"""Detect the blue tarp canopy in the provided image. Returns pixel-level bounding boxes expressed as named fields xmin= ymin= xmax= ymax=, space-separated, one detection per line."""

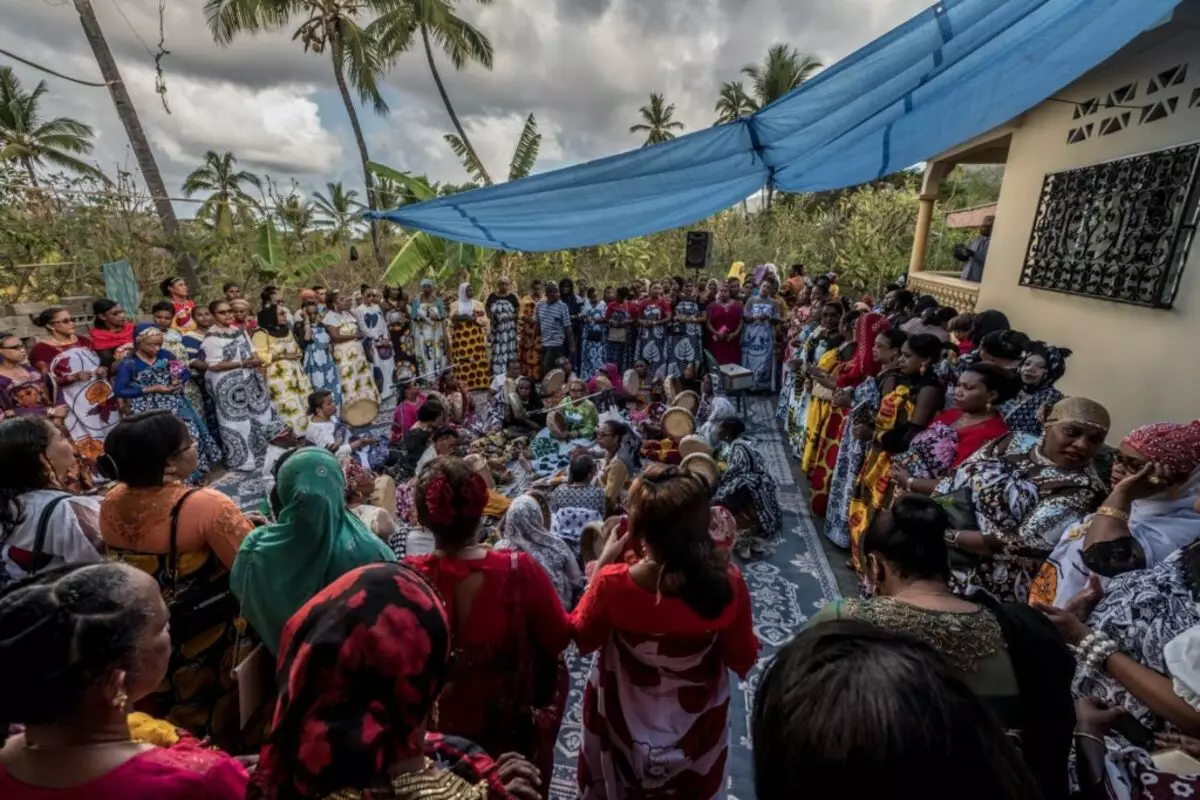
xmin=368 ymin=0 xmax=1182 ymax=252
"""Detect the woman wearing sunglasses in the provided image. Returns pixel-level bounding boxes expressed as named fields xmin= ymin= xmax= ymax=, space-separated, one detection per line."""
xmin=1030 ymin=420 xmax=1200 ymax=607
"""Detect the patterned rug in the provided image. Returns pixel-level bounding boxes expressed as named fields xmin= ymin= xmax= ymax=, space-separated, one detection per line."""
xmin=548 ymin=396 xmax=841 ymax=799
xmin=211 ymin=395 xmax=842 ymax=798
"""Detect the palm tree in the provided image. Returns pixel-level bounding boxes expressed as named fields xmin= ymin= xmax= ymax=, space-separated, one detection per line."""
xmin=741 ymin=44 xmax=822 ymax=109
xmin=72 ymin=0 xmax=200 ymax=291
xmin=206 ymin=0 xmax=395 ymax=268
xmin=630 ymin=93 xmax=684 ymax=147
xmin=713 ymin=80 xmax=755 ymax=124
xmin=313 ymin=181 xmax=363 ymax=244
xmin=742 ymin=45 xmax=822 ymax=208
xmin=181 ymin=150 xmax=263 ymax=236
xmin=0 ymin=67 xmax=105 ymax=186
xmin=371 ymin=0 xmax=496 ymax=185
xmin=276 ymin=193 xmax=317 ymax=250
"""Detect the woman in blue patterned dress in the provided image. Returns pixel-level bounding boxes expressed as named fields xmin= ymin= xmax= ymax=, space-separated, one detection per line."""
xmin=603 ymin=287 xmax=634 ymax=371
xmin=742 ymin=280 xmax=784 ymax=392
xmin=667 ymin=281 xmax=704 ymax=378
xmin=579 ymin=287 xmax=608 ymax=380
xmin=635 ymin=282 xmax=672 ymax=379
xmin=296 ymin=296 xmax=343 ymax=412
xmin=112 ymin=323 xmax=221 ymax=479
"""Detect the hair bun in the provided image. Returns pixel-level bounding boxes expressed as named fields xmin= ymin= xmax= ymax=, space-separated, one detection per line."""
xmin=891 ymin=495 xmax=949 ymax=538
xmin=96 ymin=453 xmax=120 ymax=481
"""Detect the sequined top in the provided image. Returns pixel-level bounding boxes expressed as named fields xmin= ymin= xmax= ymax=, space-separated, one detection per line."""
xmin=811 ymin=596 xmax=1022 ymax=729
xmin=322 ymin=760 xmax=489 ymax=799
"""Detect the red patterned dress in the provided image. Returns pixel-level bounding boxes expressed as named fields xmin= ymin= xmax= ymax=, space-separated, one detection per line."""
xmin=572 ymin=563 xmax=758 ymax=799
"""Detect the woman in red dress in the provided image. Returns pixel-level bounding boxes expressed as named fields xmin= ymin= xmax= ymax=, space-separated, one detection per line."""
xmin=573 ymin=465 xmax=759 ymax=800
xmin=0 ymin=563 xmax=248 ymax=799
xmin=705 ymin=282 xmax=743 ymax=366
xmin=160 ymin=276 xmax=196 ymax=333
xmin=405 ymin=457 xmax=572 ymax=794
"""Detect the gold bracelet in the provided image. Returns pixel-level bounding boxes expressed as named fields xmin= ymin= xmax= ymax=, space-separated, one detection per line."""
xmin=1096 ymin=506 xmax=1131 ymax=522
xmin=1073 ymin=731 xmax=1106 ymax=746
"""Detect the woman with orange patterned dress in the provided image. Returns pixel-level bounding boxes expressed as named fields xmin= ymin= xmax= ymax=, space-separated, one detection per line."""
xmin=800 ymin=307 xmax=854 ymax=475
xmin=806 ymin=312 xmax=891 ymax=519
xmin=847 ymin=333 xmax=945 ymax=571
xmin=519 ymin=279 xmax=544 ymax=381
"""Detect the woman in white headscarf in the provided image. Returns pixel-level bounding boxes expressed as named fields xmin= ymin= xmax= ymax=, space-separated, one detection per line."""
xmin=449 ymin=281 xmax=490 ymax=391
xmin=496 ymin=494 xmax=583 ymax=608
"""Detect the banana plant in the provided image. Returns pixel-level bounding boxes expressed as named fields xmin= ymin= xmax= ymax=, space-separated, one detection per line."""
xmin=368 ymin=161 xmax=494 ymax=285
xmin=250 ymin=217 xmax=338 ymax=285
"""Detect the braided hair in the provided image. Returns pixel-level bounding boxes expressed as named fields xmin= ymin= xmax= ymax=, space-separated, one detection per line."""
xmin=0 ymin=563 xmax=156 ymax=731
xmin=627 ymin=465 xmax=731 ymax=619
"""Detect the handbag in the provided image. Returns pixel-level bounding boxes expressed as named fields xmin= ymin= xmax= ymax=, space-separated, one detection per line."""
xmin=934 ymin=485 xmax=982 ymax=571
xmin=0 ymin=493 xmax=72 ymax=588
xmin=163 ymin=490 xmax=241 ymax=647
xmin=586 ymin=327 xmax=604 ymax=342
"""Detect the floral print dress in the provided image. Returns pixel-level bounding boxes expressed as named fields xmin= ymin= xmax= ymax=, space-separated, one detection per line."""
xmin=252 ymin=329 xmax=313 ymax=437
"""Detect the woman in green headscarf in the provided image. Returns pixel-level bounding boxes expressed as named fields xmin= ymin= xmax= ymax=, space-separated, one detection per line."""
xmin=231 ymin=447 xmax=396 ymax=654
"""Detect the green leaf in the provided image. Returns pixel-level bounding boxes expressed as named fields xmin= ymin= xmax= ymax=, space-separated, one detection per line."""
xmin=383 ymin=232 xmax=440 ymax=285
xmin=283 ymin=251 xmax=338 ymax=286
xmin=254 ymin=218 xmax=283 ymax=269
xmin=367 ymin=162 xmax=436 ymax=202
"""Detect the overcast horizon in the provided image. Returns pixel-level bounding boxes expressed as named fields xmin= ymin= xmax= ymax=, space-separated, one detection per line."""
xmin=1 ymin=0 xmax=934 ymax=217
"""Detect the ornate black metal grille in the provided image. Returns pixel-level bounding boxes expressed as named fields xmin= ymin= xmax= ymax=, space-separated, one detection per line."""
xmin=1019 ymin=142 xmax=1200 ymax=308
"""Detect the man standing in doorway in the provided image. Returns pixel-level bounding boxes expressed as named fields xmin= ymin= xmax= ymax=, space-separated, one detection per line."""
xmin=956 ymin=215 xmax=994 ymax=283
xmin=536 ymin=282 xmax=575 ymax=377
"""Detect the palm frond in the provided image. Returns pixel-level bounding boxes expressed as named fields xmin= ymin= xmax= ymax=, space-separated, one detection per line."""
xmin=508 ymin=113 xmax=540 ymax=181
xmin=384 ymin=231 xmax=442 ymax=285
xmin=337 ymin=18 xmax=389 ymax=114
xmin=204 ymin=0 xmax=295 ymax=45
xmin=444 ymin=133 xmax=490 ymax=185
xmin=368 ymin=161 xmax=437 ymax=203
xmin=431 ymin=11 xmax=494 ymax=70
xmin=38 ymin=150 xmax=109 ymax=182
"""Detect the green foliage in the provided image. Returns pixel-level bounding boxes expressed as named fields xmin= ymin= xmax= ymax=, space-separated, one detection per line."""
xmin=741 ymin=44 xmax=822 ymax=109
xmin=714 ymin=81 xmax=755 ymax=124
xmin=180 ymin=150 xmax=263 ymax=237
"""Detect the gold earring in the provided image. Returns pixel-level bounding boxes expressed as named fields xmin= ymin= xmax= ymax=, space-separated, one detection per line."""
xmin=113 ymin=689 xmax=129 ymax=710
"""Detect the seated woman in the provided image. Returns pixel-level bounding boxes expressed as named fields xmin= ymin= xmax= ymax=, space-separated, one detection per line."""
xmin=939 ymin=397 xmax=1110 ymax=603
xmin=391 ymin=377 xmax=427 ymax=442
xmin=497 ymin=494 xmax=583 ymax=609
xmin=1032 ymin=420 xmax=1200 ymax=607
xmin=574 ymin=465 xmax=758 ymax=800
xmin=890 ymin=362 xmax=1018 ymax=494
xmin=530 ymin=379 xmax=598 ymax=475
xmin=249 ymin=563 xmax=541 ymax=800
xmin=391 ymin=400 xmax=446 ymax=482
xmin=551 ymin=378 xmax=598 ymax=440
xmin=438 ymin=369 xmax=476 ymax=427
xmin=549 ymin=454 xmax=607 ymax=545
xmin=695 ymin=370 xmax=737 ymax=445
xmin=752 ymin=621 xmax=1044 ymax=800
xmin=342 ymin=457 xmax=397 ymax=540
xmin=99 ymin=411 xmax=259 ymax=746
xmin=304 ymin=389 xmax=386 ymax=471
xmin=231 ymin=447 xmax=396 ymax=655
xmin=811 ymin=495 xmax=1074 ymax=799
xmin=1037 ymin=521 xmax=1200 ymax=738
xmin=416 ymin=425 xmax=460 ymax=474
xmin=112 ymin=323 xmax=222 ymax=481
xmin=714 ymin=417 xmax=783 ymax=559
xmin=505 ymin=376 xmax=545 ymax=435
xmin=594 ymin=419 xmax=640 ymax=515
xmin=462 ymin=454 xmax=512 ymax=544
xmin=405 ymin=457 xmax=572 ymax=785
xmin=0 ymin=563 xmax=249 ymax=799
xmin=0 ymin=416 xmax=103 ymax=586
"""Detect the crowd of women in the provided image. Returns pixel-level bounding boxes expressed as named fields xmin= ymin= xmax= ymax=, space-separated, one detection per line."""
xmin=1 ymin=262 xmax=1199 ymax=800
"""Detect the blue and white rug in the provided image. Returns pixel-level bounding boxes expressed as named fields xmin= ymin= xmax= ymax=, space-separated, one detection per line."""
xmin=211 ymin=396 xmax=841 ymax=798
xmin=548 ymin=396 xmax=841 ymax=799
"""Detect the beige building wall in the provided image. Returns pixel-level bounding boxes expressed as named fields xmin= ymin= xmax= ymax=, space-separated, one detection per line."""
xmin=977 ymin=4 xmax=1200 ymax=438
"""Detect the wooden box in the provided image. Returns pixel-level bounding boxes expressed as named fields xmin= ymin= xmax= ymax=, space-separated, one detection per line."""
xmin=718 ymin=363 xmax=754 ymax=392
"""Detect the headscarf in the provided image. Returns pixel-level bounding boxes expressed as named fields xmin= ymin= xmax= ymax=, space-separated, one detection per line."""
xmin=341 ymin=457 xmax=371 ymax=503
xmin=968 ymin=309 xmax=1010 ymax=347
xmin=231 ymin=448 xmax=397 ymax=654
xmin=837 ymin=312 xmax=891 ymax=388
xmin=297 ymin=288 xmax=317 ymax=304
xmin=587 ymin=362 xmax=626 ymax=395
xmin=1124 ymin=421 xmax=1200 ymax=476
xmin=253 ymin=564 xmax=451 ymax=800
xmin=133 ymin=321 xmax=161 ymax=344
xmin=456 ymin=281 xmax=475 ymax=314
xmin=1023 ymin=341 xmax=1070 ymax=391
xmin=498 ymin=495 xmax=581 ymax=606
xmin=1044 ymin=397 xmax=1111 ymax=433
xmin=257 ymin=303 xmax=292 ymax=337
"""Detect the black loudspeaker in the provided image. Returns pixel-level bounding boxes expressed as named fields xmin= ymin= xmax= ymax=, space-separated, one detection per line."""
xmin=684 ymin=231 xmax=711 ymax=270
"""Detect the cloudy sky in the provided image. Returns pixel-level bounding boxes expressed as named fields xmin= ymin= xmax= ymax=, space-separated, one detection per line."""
xmin=1 ymin=0 xmax=932 ymax=216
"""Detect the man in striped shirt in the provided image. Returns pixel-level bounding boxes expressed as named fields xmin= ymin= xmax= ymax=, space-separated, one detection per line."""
xmin=536 ymin=282 xmax=575 ymax=376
